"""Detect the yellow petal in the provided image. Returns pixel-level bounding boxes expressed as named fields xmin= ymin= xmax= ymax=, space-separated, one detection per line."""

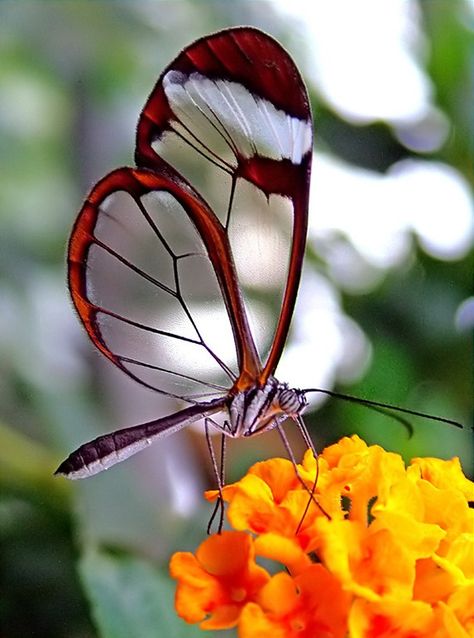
xmin=411 ymin=457 xmax=474 ymax=500
xmin=349 ymin=598 xmax=435 ymax=637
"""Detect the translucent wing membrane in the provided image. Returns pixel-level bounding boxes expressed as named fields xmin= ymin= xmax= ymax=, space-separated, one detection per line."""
xmin=136 ymin=27 xmax=313 ymax=381
xmin=68 ymin=168 xmax=261 ymax=402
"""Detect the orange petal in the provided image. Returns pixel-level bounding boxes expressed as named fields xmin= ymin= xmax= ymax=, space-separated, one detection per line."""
xmin=413 ymin=557 xmax=456 ymax=604
xmin=170 ymin=553 xmax=220 ymax=624
xmin=414 ymin=477 xmax=474 ymax=543
xmin=245 ymin=565 xmax=351 ymax=638
xmin=200 ymin=603 xmax=242 ymax=630
xmin=257 ymin=572 xmax=299 ymax=616
xmin=196 ymin=531 xmax=253 ymax=576
xmin=170 ymin=532 xmax=270 ymax=629
xmin=434 ymin=602 xmax=471 ymax=638
xmin=248 ymin=457 xmax=301 ymax=503
xmin=349 ymin=598 xmax=435 ymax=638
xmin=444 ymin=584 xmax=474 ymax=636
xmin=316 ymin=518 xmax=416 ymax=600
xmin=254 ymin=532 xmax=311 ymax=574
xmin=443 ymin=533 xmax=474 ymax=580
xmin=239 ymin=602 xmax=288 ymax=638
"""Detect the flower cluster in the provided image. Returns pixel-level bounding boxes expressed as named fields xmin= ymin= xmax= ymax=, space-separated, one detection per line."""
xmin=170 ymin=435 xmax=474 ymax=637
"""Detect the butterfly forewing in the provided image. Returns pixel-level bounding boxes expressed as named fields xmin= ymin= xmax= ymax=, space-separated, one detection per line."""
xmin=136 ymin=27 xmax=312 ymax=383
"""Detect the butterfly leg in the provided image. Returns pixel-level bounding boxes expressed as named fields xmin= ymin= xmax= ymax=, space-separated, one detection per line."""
xmin=293 ymin=414 xmax=331 ymax=520
xmin=276 ymin=418 xmax=330 ymax=524
xmin=204 ymin=417 xmax=227 ymax=534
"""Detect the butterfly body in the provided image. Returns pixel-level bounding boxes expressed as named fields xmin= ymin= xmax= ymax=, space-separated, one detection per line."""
xmin=57 ymin=378 xmax=307 ymax=479
xmin=228 ymin=377 xmax=308 ymax=438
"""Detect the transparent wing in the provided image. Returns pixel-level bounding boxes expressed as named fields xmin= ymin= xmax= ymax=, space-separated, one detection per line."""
xmin=68 ymin=166 xmax=261 ymax=402
xmin=136 ymin=27 xmax=313 ymax=383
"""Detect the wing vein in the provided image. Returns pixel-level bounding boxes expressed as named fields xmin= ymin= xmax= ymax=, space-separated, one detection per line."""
xmin=92 ymin=239 xmax=176 ymax=297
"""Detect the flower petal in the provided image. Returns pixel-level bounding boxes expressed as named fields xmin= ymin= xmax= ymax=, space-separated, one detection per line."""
xmin=170 ymin=531 xmax=270 ymax=629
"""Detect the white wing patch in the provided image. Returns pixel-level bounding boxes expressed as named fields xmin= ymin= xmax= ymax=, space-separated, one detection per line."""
xmin=163 ymin=70 xmax=312 ymax=164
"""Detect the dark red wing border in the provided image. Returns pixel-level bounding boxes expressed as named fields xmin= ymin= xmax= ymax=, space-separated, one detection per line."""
xmin=261 ymin=157 xmax=310 ymax=381
xmin=68 ymin=166 xmax=262 ymax=393
xmin=136 ymin=27 xmax=310 ymax=170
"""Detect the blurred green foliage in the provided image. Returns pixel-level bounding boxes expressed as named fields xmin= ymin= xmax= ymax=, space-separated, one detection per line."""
xmin=0 ymin=1 xmax=472 ymax=636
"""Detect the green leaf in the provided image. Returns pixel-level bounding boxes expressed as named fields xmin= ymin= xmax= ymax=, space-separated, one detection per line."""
xmin=79 ymin=549 xmax=225 ymax=638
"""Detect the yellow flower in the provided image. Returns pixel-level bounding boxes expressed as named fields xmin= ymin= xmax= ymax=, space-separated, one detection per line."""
xmin=171 ymin=436 xmax=474 ymax=637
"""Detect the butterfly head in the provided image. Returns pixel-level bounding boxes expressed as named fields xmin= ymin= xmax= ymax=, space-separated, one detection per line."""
xmin=228 ymin=378 xmax=307 ymax=438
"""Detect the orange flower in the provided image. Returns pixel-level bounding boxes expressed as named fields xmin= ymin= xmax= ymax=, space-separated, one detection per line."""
xmin=239 ymin=564 xmax=351 ymax=638
xmin=171 ymin=436 xmax=474 ymax=637
xmin=205 ymin=455 xmax=339 ymax=554
xmin=170 ymin=531 xmax=269 ymax=629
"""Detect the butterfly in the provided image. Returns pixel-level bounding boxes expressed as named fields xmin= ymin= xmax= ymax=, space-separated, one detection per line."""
xmin=55 ymin=26 xmax=460 ymax=482
xmin=55 ymin=26 xmax=315 ymax=480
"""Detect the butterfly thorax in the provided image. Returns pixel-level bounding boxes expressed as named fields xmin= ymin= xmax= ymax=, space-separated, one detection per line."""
xmin=227 ymin=377 xmax=307 ymax=438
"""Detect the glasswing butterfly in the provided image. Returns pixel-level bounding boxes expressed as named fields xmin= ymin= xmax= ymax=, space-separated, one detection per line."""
xmin=55 ymin=27 xmax=460 ymax=483
xmin=56 ymin=26 xmax=313 ymax=480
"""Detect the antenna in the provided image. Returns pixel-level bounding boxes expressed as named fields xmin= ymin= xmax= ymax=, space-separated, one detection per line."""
xmin=303 ymin=387 xmax=465 ymax=430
